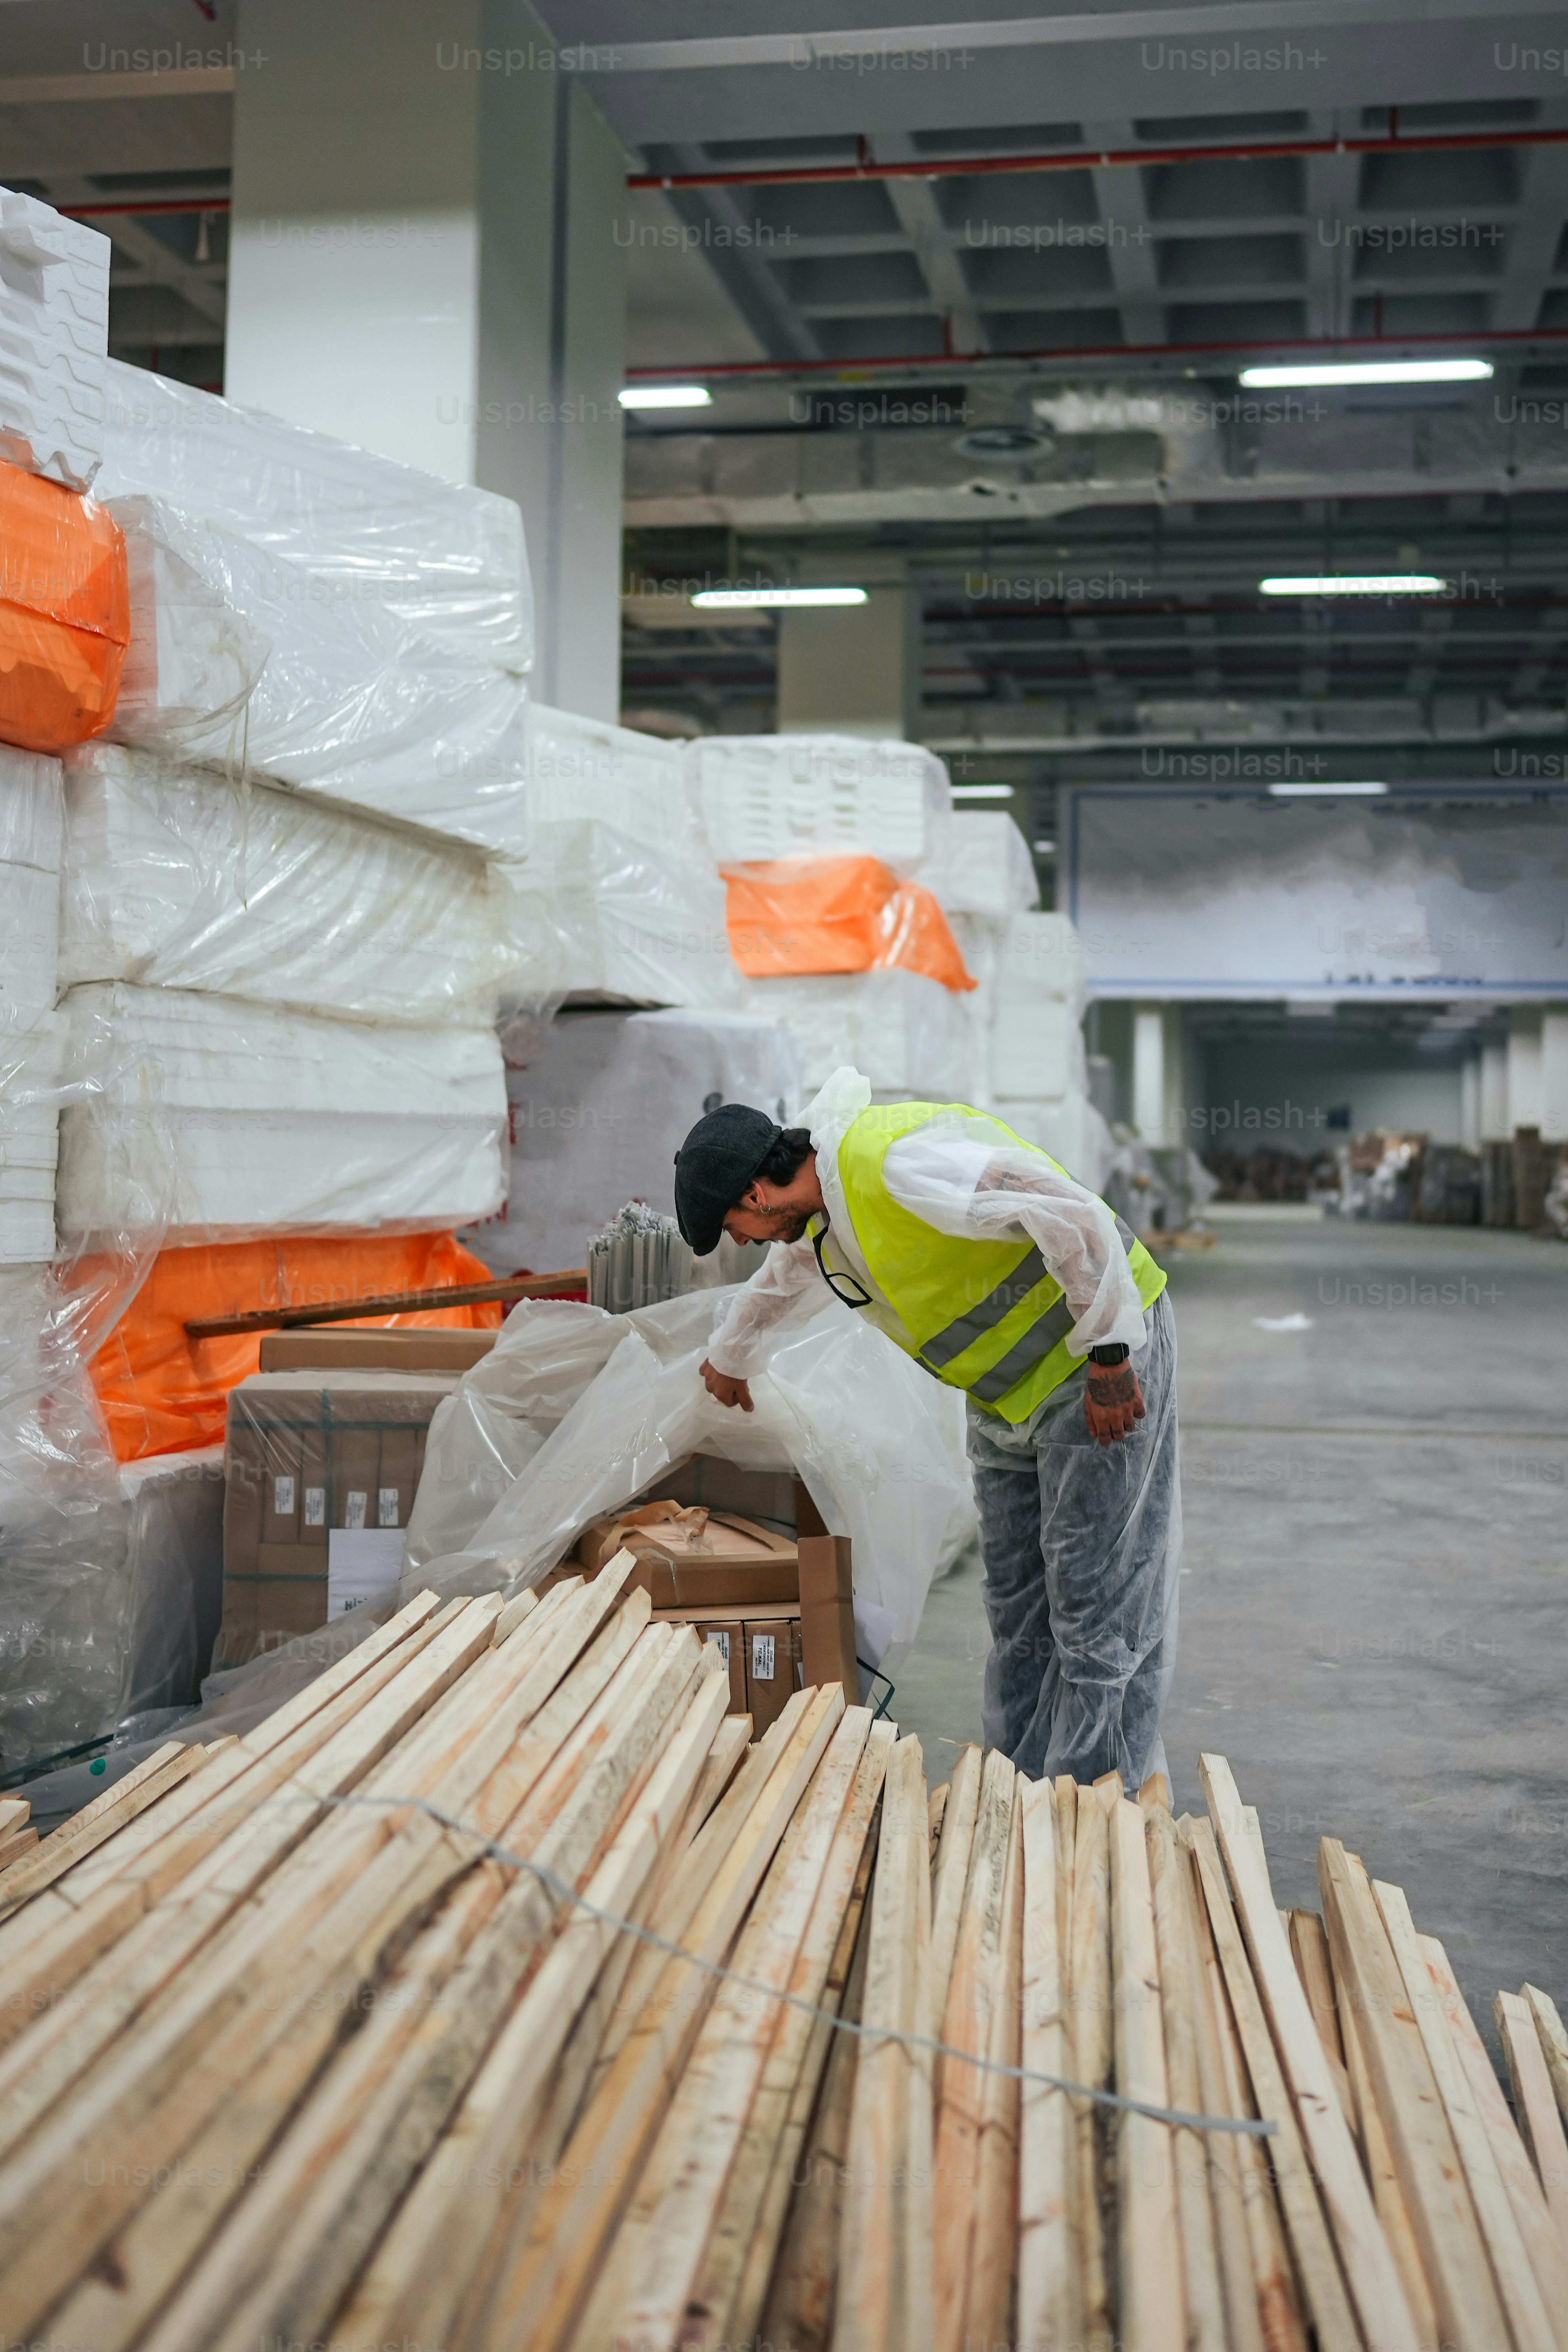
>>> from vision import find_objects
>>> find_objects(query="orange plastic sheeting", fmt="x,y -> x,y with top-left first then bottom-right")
876,880 -> 977,991
87,1231 -> 505,1463
0,462 -> 129,753
722,854 -> 975,990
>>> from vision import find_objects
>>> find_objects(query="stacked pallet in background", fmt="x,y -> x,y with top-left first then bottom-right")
0,1586 -> 1563,2352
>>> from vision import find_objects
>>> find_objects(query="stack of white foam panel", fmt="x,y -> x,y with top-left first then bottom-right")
687,733 -> 951,875
0,187 -> 110,491
465,1005 -> 801,1277
60,742 -> 513,1026
981,911 -> 1106,1186
55,985 -> 507,1245
0,1261 -> 131,1773
103,491 -> 532,856
917,809 -> 1040,921
98,359 -> 528,669
502,705 -> 741,1007
740,968 -> 969,1100
118,1444 -> 225,1717
0,747 -> 64,1263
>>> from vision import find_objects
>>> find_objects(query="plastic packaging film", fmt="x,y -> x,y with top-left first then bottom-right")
104,492 -> 533,855
496,820 -> 741,1009
89,1231 -> 504,1465
400,1287 -> 974,1658
61,742 -> 515,1024
97,359 -> 531,671
54,984 -> 507,1247
0,460 -> 128,754
739,966 -> 971,1096
0,187 -> 110,493
688,731 -> 952,875
915,808 -> 1040,918
464,1004 -> 801,1281
722,853 -> 975,990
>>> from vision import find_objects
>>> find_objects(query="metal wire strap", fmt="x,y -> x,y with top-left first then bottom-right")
316,1787 -> 1279,2137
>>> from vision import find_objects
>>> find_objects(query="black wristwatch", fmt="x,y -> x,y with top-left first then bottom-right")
1088,1343 -> 1131,1365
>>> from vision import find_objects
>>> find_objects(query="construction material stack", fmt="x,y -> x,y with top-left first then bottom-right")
690,732 -> 976,1095
0,1588 -> 1559,2352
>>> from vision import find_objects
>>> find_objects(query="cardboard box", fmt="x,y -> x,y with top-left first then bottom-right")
696,1618 -> 746,1714
217,1368 -> 459,1664
798,1533 -> 858,1704
744,1612 -> 803,1736
573,1504 -> 798,1610
258,1327 -> 498,1374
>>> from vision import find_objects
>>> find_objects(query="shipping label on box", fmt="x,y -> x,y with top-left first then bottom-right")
327,1528 -> 403,1619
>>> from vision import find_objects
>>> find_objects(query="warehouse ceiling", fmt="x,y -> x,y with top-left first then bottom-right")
6,0 -> 1568,794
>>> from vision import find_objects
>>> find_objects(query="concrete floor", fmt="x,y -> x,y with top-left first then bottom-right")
891,1213 -> 1568,2055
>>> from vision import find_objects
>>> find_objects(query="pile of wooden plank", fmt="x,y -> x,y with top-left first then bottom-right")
0,1564 -> 1564,2352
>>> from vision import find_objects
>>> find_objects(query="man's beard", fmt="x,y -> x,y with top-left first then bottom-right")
752,1204 -> 813,1244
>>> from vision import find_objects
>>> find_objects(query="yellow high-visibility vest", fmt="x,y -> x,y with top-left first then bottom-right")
812,1099 -> 1167,1423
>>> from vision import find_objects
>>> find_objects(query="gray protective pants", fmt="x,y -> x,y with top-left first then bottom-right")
966,1289 -> 1181,1791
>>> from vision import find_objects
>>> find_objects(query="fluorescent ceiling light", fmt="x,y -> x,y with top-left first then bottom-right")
1239,359 -> 1492,388
690,585 -> 866,609
1269,780 -> 1388,797
618,384 -> 712,410
1260,574 -> 1446,596
1033,838 -> 1057,855
951,782 -> 1015,800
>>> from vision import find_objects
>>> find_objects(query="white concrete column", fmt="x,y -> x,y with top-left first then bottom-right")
1481,1039 -> 1510,1140
1508,1005 -> 1544,1131
777,587 -> 920,738
1459,1052 -> 1481,1153
1133,1002 -> 1165,1144
1541,1008 -> 1568,1141
226,0 -> 627,718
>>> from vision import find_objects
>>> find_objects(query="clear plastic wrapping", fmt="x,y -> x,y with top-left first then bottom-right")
99,359 -> 531,671
401,1288 -> 973,1653
218,1368 -> 460,1664
523,703 -> 698,852
739,966 -> 969,1096
498,821 -> 741,1009
0,1261 -> 131,1772
687,732 -> 952,876
118,1443 -> 224,1714
917,809 -> 1040,917
1,746 -> 65,1264
0,187 -> 110,492
55,983 -> 507,1244
464,1005 -> 800,1280
61,742 -> 515,1024
105,492 -> 532,855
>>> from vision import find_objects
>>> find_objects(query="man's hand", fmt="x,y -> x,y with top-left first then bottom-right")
1085,1358 -> 1145,1447
701,1358 -> 754,1413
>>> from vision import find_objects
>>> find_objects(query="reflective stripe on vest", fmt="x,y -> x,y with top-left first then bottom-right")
831,1098 -> 1167,1424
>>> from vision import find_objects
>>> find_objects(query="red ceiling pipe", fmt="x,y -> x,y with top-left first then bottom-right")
62,197 -> 230,219
628,122 -> 1568,192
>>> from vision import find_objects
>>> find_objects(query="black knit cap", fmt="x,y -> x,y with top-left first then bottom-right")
673,1102 -> 781,1255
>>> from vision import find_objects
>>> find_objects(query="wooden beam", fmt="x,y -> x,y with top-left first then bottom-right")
1498,1991 -> 1568,2257
1179,1832 -> 1273,2352
1145,1795 -> 1228,2352
1018,1775 -> 1074,2352
1201,1756 -> 1417,2352
833,1733 -> 934,2352
184,1269 -> 586,1339
1184,1813 -> 1359,2352
1109,1796 -> 1183,2352
1318,1837 -> 1505,2352
1374,1878 -> 1557,2352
